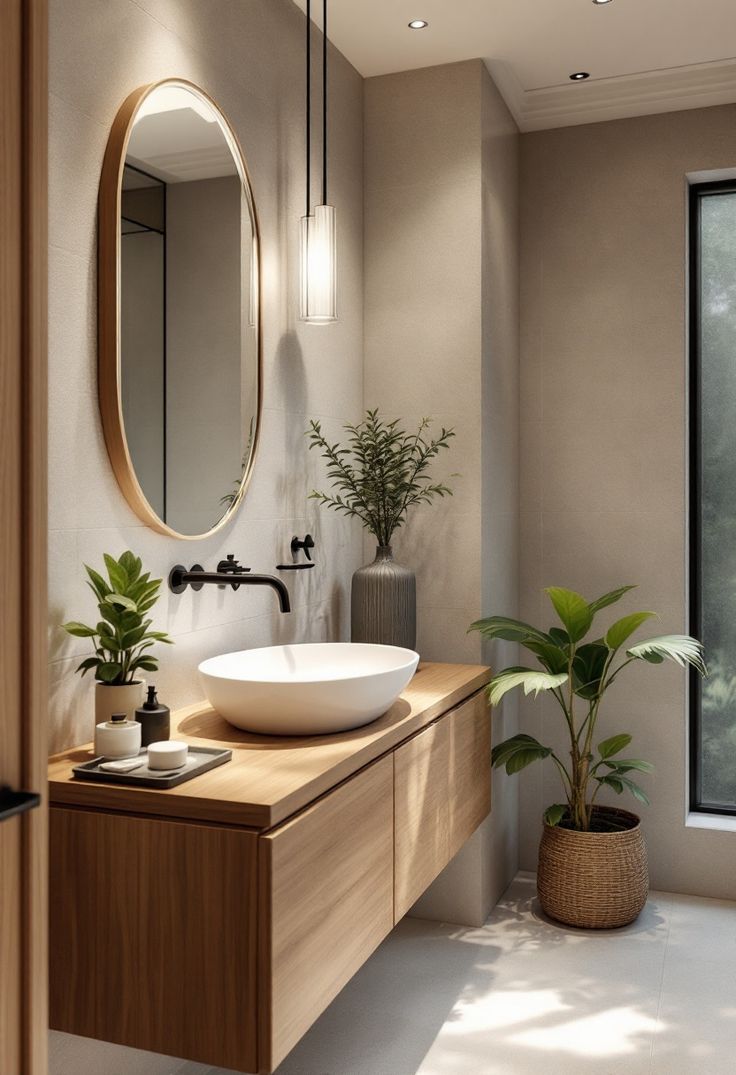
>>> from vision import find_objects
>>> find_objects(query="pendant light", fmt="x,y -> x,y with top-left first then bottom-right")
300,0 -> 337,323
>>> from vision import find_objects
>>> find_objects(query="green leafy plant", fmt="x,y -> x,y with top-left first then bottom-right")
61,551 -> 173,685
470,586 -> 707,832
306,409 -> 456,547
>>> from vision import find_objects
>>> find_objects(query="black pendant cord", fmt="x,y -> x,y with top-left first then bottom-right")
322,0 -> 327,205
306,0 -> 311,216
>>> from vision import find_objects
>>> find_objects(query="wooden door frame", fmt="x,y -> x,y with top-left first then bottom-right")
22,1 -> 49,1071
0,0 -> 48,1072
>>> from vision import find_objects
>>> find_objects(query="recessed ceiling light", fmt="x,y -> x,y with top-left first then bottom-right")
408,19 -> 428,30
569,71 -> 590,81
592,0 -> 613,4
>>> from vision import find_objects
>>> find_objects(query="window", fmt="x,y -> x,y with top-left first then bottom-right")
690,179 -> 736,815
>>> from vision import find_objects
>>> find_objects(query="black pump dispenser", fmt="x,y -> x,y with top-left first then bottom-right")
135,685 -> 170,747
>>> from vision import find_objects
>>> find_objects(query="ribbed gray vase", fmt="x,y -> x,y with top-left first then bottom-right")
351,546 -> 416,650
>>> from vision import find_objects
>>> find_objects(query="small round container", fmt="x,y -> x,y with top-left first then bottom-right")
95,713 -> 142,760
147,740 -> 188,770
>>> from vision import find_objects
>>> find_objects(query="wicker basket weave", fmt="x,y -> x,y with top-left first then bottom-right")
537,805 -> 648,929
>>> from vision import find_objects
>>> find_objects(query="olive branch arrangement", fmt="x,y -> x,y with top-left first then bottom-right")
306,409 -> 456,546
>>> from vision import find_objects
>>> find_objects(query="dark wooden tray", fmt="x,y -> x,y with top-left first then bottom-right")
72,745 -> 232,789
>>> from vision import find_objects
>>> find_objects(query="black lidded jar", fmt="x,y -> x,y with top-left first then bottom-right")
135,685 -> 170,747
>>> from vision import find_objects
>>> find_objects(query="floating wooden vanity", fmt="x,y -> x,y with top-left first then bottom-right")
48,662 -> 491,1073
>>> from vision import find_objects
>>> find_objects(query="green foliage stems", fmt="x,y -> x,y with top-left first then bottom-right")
306,409 -> 456,547
61,551 -> 173,686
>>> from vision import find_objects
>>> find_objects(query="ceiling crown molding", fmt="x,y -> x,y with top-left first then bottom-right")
488,57 -> 736,133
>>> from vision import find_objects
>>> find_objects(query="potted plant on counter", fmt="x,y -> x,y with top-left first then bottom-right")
470,585 -> 706,929
62,551 -> 173,725
307,409 -> 455,650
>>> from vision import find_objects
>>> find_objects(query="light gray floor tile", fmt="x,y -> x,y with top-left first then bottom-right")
50,875 -> 736,1075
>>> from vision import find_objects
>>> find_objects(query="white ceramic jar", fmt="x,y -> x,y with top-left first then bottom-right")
147,740 -> 188,770
95,713 -> 142,759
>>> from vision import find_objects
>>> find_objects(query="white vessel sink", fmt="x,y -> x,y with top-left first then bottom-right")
198,642 -> 420,736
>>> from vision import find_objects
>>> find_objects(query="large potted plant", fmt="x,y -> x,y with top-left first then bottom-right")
307,409 -> 455,649
470,585 -> 706,928
62,551 -> 173,726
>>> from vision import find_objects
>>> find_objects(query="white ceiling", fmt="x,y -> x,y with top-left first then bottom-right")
294,0 -> 736,130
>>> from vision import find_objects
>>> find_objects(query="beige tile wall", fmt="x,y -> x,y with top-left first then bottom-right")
519,104 -> 736,899
48,0 -> 365,752
364,61 -> 521,923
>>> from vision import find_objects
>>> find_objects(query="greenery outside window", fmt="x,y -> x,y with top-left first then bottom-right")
690,179 -> 736,815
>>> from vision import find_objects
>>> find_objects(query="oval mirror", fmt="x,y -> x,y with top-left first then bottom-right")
98,80 -> 261,538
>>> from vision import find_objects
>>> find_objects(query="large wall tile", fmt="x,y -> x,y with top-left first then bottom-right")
519,103 -> 736,899
49,0 -> 364,752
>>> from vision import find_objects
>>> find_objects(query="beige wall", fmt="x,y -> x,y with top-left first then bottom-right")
364,60 -> 521,924
48,0 -> 365,752
519,104 -> 736,899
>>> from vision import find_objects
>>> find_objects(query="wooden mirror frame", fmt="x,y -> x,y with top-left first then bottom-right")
98,78 -> 263,540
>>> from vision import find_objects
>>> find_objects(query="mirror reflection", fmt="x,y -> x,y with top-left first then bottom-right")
119,82 -> 259,537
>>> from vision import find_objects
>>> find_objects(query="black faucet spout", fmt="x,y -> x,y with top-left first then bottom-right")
241,573 -> 291,613
168,560 -> 291,613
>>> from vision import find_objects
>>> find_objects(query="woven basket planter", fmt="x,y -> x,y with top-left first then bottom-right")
537,805 -> 648,929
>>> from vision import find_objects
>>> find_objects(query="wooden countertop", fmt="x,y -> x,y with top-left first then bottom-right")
48,662 -> 490,830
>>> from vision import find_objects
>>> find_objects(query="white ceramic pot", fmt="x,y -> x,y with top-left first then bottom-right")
94,681 -> 145,726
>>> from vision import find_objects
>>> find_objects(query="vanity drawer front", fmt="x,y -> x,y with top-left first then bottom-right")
259,754 -> 394,1071
448,689 -> 492,858
394,718 -> 451,920
49,808 -> 258,1072
394,690 -> 491,921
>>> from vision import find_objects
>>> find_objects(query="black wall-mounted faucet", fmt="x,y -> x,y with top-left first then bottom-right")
168,556 -> 291,613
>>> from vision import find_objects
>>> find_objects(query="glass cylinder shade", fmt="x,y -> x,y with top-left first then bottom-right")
299,203 -> 337,323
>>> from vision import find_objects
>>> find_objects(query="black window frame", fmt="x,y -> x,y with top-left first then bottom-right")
689,177 -> 736,817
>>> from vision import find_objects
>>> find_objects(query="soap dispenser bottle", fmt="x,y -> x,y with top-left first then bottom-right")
135,685 -> 171,747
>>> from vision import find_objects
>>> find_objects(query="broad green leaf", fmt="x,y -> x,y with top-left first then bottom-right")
120,625 -> 148,649
118,551 -> 142,583
61,621 -> 97,638
598,733 -> 633,759
96,661 -> 123,683
488,667 -> 568,707
587,585 -> 636,614
98,637 -> 121,654
103,553 -> 128,593
507,747 -> 551,774
469,616 -> 550,645
618,775 -> 651,806
84,565 -> 111,600
572,642 -> 609,699
104,593 -> 138,612
596,773 -> 625,794
98,602 -> 123,628
544,804 -> 567,826
75,656 -> 100,676
605,611 -> 656,652
604,758 -> 654,774
524,639 -> 569,674
132,657 -> 159,672
627,635 -> 707,677
544,587 -> 593,642
548,627 -> 571,650
492,733 -> 548,767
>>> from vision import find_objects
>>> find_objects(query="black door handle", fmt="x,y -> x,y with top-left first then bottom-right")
0,786 -> 41,823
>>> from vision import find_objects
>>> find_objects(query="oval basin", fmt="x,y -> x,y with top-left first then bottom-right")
198,642 -> 420,736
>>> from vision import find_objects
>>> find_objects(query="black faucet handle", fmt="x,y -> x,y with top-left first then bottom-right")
217,554 -> 250,575
291,534 -> 315,562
